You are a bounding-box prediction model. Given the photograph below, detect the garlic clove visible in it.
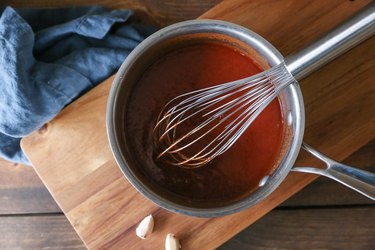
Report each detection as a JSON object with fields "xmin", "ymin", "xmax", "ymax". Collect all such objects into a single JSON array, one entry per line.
[
  {"xmin": 136, "ymin": 214, "xmax": 154, "ymax": 239},
  {"xmin": 165, "ymin": 233, "xmax": 181, "ymax": 250}
]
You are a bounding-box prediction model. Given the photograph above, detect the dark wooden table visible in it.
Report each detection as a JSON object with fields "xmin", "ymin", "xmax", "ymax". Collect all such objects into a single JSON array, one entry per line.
[{"xmin": 0, "ymin": 0, "xmax": 374, "ymax": 249}]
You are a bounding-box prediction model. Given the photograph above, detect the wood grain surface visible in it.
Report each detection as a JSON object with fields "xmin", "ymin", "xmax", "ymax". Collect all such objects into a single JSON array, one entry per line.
[
  {"xmin": 0, "ymin": 215, "xmax": 84, "ymax": 249},
  {"xmin": 1, "ymin": 140, "xmax": 374, "ymax": 249},
  {"xmin": 220, "ymin": 207, "xmax": 375, "ymax": 250},
  {"xmin": 20, "ymin": 0, "xmax": 374, "ymax": 249},
  {"xmin": 0, "ymin": 158, "xmax": 60, "ymax": 214}
]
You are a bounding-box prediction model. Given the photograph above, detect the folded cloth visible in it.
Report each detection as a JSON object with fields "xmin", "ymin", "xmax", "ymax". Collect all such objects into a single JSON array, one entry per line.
[{"xmin": 0, "ymin": 6, "xmax": 155, "ymax": 165}]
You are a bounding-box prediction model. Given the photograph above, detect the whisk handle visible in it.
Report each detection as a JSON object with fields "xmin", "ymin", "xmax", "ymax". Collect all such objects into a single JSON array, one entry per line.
[{"xmin": 285, "ymin": 2, "xmax": 375, "ymax": 81}]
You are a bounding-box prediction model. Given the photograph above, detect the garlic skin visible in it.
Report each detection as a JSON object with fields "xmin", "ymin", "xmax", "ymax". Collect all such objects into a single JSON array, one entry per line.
[
  {"xmin": 165, "ymin": 233, "xmax": 180, "ymax": 250},
  {"xmin": 136, "ymin": 214, "xmax": 154, "ymax": 239}
]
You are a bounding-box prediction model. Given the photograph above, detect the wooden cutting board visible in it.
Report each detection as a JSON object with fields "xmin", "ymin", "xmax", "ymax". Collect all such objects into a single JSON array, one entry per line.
[{"xmin": 21, "ymin": 0, "xmax": 374, "ymax": 249}]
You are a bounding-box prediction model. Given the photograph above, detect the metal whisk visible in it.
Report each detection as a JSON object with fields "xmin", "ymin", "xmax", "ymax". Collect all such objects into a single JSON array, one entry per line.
[{"xmin": 153, "ymin": 4, "xmax": 375, "ymax": 168}]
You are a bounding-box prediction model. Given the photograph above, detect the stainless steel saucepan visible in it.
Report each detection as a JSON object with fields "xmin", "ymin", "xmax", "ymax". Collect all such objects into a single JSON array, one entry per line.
[{"xmin": 107, "ymin": 3, "xmax": 375, "ymax": 217}]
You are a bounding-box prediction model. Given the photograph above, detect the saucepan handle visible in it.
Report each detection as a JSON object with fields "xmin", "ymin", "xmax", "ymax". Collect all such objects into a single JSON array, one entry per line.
[{"xmin": 291, "ymin": 143, "xmax": 375, "ymax": 201}]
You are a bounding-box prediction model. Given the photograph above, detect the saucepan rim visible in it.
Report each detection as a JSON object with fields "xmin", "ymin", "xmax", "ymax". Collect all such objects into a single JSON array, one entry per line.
[{"xmin": 107, "ymin": 19, "xmax": 305, "ymax": 217}]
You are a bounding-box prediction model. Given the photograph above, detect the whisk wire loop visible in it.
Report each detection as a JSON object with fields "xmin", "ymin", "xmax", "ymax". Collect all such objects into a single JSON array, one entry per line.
[{"xmin": 153, "ymin": 62, "xmax": 296, "ymax": 168}]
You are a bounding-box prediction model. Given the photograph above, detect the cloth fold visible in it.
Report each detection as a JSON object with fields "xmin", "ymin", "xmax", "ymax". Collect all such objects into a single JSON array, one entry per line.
[{"xmin": 0, "ymin": 6, "xmax": 155, "ymax": 165}]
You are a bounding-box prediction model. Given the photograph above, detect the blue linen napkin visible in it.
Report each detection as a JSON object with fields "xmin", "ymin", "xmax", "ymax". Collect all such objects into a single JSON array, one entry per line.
[{"xmin": 0, "ymin": 6, "xmax": 155, "ymax": 165}]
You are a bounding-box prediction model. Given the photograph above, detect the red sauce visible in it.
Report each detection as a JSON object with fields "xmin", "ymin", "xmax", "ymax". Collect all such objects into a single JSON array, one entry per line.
[{"xmin": 126, "ymin": 42, "xmax": 284, "ymax": 206}]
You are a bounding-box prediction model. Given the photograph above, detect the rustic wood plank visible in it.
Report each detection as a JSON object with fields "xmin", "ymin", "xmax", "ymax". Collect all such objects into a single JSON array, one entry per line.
[
  {"xmin": 0, "ymin": 135, "xmax": 371, "ymax": 216},
  {"xmin": 282, "ymin": 140, "xmax": 375, "ymax": 207},
  {"xmin": 220, "ymin": 206, "xmax": 375, "ymax": 250},
  {"xmin": 2, "ymin": 0, "xmax": 222, "ymax": 28},
  {"xmin": 0, "ymin": 158, "xmax": 60, "ymax": 214},
  {"xmin": 19, "ymin": 0, "xmax": 375, "ymax": 249},
  {"xmin": 0, "ymin": 139, "xmax": 372, "ymax": 248},
  {"xmin": 0, "ymin": 214, "xmax": 85, "ymax": 249}
]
